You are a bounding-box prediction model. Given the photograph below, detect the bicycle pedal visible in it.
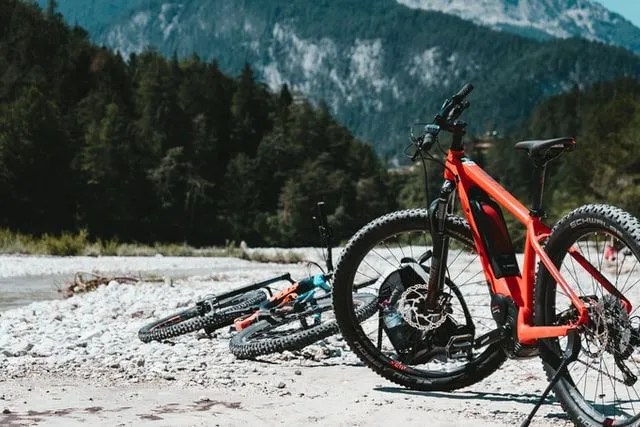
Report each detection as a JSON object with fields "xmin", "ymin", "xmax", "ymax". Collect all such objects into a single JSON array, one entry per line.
[{"xmin": 446, "ymin": 333, "xmax": 474, "ymax": 359}]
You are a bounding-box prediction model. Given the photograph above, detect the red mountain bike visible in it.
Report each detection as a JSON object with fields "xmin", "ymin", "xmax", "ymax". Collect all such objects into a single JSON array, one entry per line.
[{"xmin": 333, "ymin": 83, "xmax": 640, "ymax": 426}]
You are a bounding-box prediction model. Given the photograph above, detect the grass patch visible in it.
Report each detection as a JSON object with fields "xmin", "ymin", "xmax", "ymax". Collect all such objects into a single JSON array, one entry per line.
[
  {"xmin": 42, "ymin": 229, "xmax": 88, "ymax": 256},
  {"xmin": 0, "ymin": 229, "xmax": 305, "ymax": 262},
  {"xmin": 0, "ymin": 228, "xmax": 44, "ymax": 254}
]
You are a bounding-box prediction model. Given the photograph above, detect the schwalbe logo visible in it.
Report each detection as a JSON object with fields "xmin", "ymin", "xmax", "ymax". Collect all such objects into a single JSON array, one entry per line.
[
  {"xmin": 568, "ymin": 217, "xmax": 620, "ymax": 236},
  {"xmin": 569, "ymin": 218, "xmax": 603, "ymax": 227}
]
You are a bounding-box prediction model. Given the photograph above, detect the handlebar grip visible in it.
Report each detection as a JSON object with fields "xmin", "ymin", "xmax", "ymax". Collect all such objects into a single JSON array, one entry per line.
[
  {"xmin": 316, "ymin": 202, "xmax": 328, "ymax": 228},
  {"xmin": 454, "ymin": 83, "xmax": 474, "ymax": 100}
]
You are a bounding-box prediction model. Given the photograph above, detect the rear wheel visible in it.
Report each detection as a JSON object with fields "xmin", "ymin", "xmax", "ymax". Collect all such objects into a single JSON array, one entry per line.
[
  {"xmin": 332, "ymin": 209, "xmax": 506, "ymax": 391},
  {"xmin": 229, "ymin": 292, "xmax": 377, "ymax": 359},
  {"xmin": 138, "ymin": 290, "xmax": 267, "ymax": 343},
  {"xmin": 536, "ymin": 204, "xmax": 640, "ymax": 427}
]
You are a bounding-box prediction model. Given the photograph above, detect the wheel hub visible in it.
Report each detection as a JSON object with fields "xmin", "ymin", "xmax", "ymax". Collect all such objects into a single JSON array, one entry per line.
[{"xmin": 582, "ymin": 295, "xmax": 635, "ymax": 360}]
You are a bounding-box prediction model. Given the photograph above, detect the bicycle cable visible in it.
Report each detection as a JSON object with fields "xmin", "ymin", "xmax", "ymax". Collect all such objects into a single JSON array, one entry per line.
[
  {"xmin": 419, "ymin": 151, "xmax": 430, "ymax": 206},
  {"xmin": 422, "ymin": 149, "xmax": 456, "ymax": 183}
]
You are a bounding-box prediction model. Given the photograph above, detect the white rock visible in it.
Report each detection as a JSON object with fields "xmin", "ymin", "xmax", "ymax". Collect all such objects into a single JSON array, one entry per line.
[{"xmin": 79, "ymin": 328, "xmax": 103, "ymax": 342}]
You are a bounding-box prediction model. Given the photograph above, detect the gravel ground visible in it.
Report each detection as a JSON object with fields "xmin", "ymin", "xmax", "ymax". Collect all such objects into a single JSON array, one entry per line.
[
  {"xmin": 0, "ymin": 253, "xmax": 576, "ymax": 426},
  {"xmin": 0, "ymin": 254, "xmax": 270, "ymax": 278}
]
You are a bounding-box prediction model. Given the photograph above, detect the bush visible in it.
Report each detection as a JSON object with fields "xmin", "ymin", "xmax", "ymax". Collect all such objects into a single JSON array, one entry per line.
[{"xmin": 43, "ymin": 230, "xmax": 88, "ymax": 256}]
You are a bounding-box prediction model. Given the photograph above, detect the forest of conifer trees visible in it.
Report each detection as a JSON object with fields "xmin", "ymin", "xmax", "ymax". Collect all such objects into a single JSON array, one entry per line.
[
  {"xmin": 2, "ymin": 1, "xmax": 640, "ymax": 248},
  {"xmin": 0, "ymin": 1, "xmax": 396, "ymax": 247}
]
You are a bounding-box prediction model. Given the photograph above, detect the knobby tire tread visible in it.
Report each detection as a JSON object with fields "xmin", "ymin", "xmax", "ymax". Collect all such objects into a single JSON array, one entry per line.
[
  {"xmin": 332, "ymin": 209, "xmax": 507, "ymax": 392},
  {"xmin": 229, "ymin": 293, "xmax": 378, "ymax": 359},
  {"xmin": 535, "ymin": 204, "xmax": 640, "ymax": 427},
  {"xmin": 138, "ymin": 291, "xmax": 266, "ymax": 343}
]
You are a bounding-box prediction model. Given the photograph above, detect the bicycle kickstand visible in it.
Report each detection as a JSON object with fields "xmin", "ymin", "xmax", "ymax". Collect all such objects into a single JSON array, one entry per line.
[{"xmin": 520, "ymin": 331, "xmax": 580, "ymax": 427}]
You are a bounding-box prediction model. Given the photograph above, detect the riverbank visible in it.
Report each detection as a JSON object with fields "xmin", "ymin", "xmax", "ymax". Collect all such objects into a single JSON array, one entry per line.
[
  {"xmin": 0, "ymin": 229, "xmax": 303, "ymax": 263},
  {"xmin": 0, "ymin": 255, "xmax": 570, "ymax": 426}
]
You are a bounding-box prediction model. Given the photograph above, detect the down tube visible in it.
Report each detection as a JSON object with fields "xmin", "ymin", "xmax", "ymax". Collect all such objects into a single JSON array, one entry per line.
[
  {"xmin": 454, "ymin": 160, "xmax": 540, "ymax": 318},
  {"xmin": 456, "ymin": 162, "xmax": 531, "ymax": 225}
]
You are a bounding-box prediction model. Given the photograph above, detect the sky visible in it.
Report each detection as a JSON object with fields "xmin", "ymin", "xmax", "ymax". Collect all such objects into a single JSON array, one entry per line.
[{"xmin": 595, "ymin": 1, "xmax": 640, "ymax": 27}]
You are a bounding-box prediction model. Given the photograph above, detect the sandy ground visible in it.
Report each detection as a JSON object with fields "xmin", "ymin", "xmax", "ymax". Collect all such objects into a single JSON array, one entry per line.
[
  {"xmin": 1, "ymin": 366, "xmax": 571, "ymax": 427},
  {"xmin": 0, "ymin": 253, "xmax": 574, "ymax": 426}
]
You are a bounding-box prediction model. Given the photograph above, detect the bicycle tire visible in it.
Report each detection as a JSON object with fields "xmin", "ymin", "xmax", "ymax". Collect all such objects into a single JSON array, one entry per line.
[
  {"xmin": 138, "ymin": 290, "xmax": 267, "ymax": 343},
  {"xmin": 332, "ymin": 209, "xmax": 507, "ymax": 392},
  {"xmin": 229, "ymin": 293, "xmax": 377, "ymax": 359},
  {"xmin": 535, "ymin": 204, "xmax": 640, "ymax": 427}
]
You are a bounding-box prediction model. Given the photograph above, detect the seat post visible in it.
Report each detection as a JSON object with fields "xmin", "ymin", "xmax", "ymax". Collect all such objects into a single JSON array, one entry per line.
[{"xmin": 530, "ymin": 164, "xmax": 546, "ymax": 217}]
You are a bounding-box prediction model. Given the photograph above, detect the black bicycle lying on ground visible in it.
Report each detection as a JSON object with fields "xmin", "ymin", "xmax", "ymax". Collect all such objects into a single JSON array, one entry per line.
[{"xmin": 139, "ymin": 202, "xmax": 378, "ymax": 360}]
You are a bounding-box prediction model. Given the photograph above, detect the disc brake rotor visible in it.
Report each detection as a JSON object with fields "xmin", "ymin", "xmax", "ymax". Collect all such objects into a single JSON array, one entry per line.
[{"xmin": 397, "ymin": 283, "xmax": 450, "ymax": 332}]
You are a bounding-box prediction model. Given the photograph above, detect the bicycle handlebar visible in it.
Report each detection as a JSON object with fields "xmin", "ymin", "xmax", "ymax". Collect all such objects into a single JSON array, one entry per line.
[
  {"xmin": 453, "ymin": 83, "xmax": 474, "ymax": 102},
  {"xmin": 436, "ymin": 83, "xmax": 474, "ymax": 125},
  {"xmin": 413, "ymin": 83, "xmax": 474, "ymax": 153}
]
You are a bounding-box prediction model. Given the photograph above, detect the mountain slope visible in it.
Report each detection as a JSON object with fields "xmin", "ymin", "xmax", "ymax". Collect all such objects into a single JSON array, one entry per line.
[
  {"xmin": 37, "ymin": 0, "xmax": 640, "ymax": 157},
  {"xmin": 395, "ymin": 0, "xmax": 640, "ymax": 54},
  {"xmin": 37, "ymin": 0, "xmax": 140, "ymax": 33}
]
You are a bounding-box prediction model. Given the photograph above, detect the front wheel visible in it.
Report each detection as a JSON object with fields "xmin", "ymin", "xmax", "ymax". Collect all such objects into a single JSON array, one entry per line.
[
  {"xmin": 332, "ymin": 209, "xmax": 506, "ymax": 392},
  {"xmin": 138, "ymin": 290, "xmax": 267, "ymax": 343},
  {"xmin": 229, "ymin": 292, "xmax": 378, "ymax": 359},
  {"xmin": 536, "ymin": 204, "xmax": 640, "ymax": 426}
]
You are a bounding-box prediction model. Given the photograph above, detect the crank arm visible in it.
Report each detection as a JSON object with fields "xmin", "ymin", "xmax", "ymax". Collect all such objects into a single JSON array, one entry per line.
[{"xmin": 473, "ymin": 328, "xmax": 505, "ymax": 349}]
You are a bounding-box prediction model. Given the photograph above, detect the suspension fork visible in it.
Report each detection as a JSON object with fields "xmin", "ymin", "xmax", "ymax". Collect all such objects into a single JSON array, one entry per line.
[{"xmin": 426, "ymin": 179, "xmax": 457, "ymax": 308}]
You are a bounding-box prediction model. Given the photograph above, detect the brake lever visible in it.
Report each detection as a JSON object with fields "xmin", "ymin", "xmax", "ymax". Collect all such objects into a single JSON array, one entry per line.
[
  {"xmin": 447, "ymin": 100, "xmax": 470, "ymax": 121},
  {"xmin": 411, "ymin": 129, "xmax": 438, "ymax": 161},
  {"xmin": 410, "ymin": 134, "xmax": 424, "ymax": 161},
  {"xmin": 421, "ymin": 132, "xmax": 437, "ymax": 152},
  {"xmin": 436, "ymin": 99, "xmax": 453, "ymax": 124}
]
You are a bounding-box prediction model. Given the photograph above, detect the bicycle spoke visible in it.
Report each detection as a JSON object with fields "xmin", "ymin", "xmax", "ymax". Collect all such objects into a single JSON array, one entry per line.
[
  {"xmin": 620, "ymin": 257, "xmax": 640, "ymax": 294},
  {"xmin": 346, "ymin": 213, "xmax": 498, "ymax": 380},
  {"xmin": 383, "ymin": 240, "xmax": 402, "ymax": 265},
  {"xmin": 550, "ymin": 228, "xmax": 640, "ymax": 423}
]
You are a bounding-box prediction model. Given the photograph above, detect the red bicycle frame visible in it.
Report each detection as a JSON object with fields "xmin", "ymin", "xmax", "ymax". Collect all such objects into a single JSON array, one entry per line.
[{"xmin": 443, "ymin": 149, "xmax": 632, "ymax": 346}]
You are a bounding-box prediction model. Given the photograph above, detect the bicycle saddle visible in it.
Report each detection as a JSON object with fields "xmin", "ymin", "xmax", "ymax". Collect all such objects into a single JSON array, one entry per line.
[{"xmin": 514, "ymin": 137, "xmax": 575, "ymax": 166}]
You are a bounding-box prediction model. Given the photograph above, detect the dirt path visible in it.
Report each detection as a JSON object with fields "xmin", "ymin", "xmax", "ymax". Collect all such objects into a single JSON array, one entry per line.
[{"xmin": 1, "ymin": 364, "xmax": 571, "ymax": 427}]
